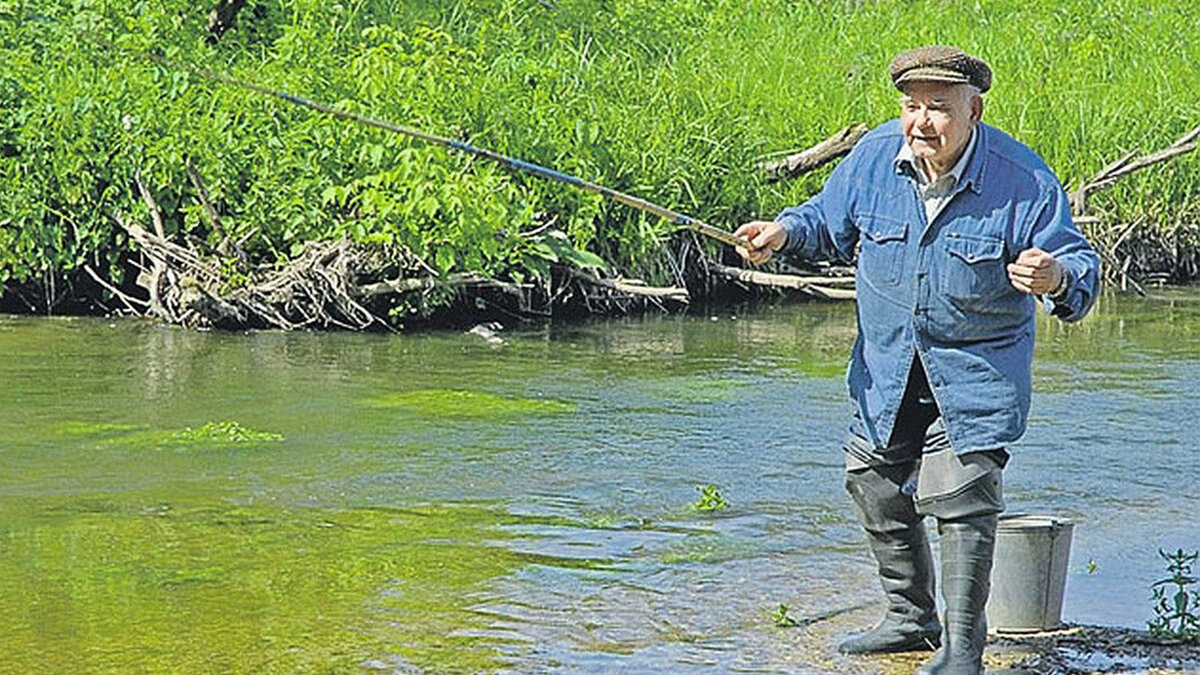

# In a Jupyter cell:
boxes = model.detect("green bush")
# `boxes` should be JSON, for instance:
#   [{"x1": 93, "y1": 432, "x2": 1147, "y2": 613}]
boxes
[{"x1": 2, "y1": 0, "x2": 1198, "y2": 313}]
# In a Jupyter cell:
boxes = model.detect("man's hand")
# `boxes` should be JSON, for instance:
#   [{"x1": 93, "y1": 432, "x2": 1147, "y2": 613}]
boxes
[
  {"x1": 733, "y1": 221, "x2": 788, "y2": 265},
  {"x1": 1007, "y1": 247, "x2": 1065, "y2": 296}
]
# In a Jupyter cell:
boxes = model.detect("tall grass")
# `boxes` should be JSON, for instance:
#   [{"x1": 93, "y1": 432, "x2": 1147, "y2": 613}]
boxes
[{"x1": 1, "y1": 0, "x2": 1197, "y2": 312}]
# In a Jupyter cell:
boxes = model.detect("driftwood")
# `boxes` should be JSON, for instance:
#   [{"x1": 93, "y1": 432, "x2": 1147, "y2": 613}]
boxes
[
  {"x1": 567, "y1": 268, "x2": 690, "y2": 304},
  {"x1": 358, "y1": 273, "x2": 490, "y2": 297},
  {"x1": 123, "y1": 221, "x2": 383, "y2": 330},
  {"x1": 1069, "y1": 122, "x2": 1200, "y2": 293},
  {"x1": 111, "y1": 172, "x2": 692, "y2": 329},
  {"x1": 708, "y1": 262, "x2": 856, "y2": 300},
  {"x1": 758, "y1": 124, "x2": 869, "y2": 182}
]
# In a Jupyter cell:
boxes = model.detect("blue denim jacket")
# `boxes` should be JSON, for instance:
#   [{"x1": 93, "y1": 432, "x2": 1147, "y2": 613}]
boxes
[{"x1": 777, "y1": 119, "x2": 1100, "y2": 454}]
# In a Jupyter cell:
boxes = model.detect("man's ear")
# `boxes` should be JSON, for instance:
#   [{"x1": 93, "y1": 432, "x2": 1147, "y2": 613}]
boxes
[{"x1": 971, "y1": 95, "x2": 984, "y2": 123}]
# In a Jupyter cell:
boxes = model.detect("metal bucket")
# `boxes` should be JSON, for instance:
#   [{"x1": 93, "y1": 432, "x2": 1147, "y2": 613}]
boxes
[{"x1": 986, "y1": 515, "x2": 1074, "y2": 633}]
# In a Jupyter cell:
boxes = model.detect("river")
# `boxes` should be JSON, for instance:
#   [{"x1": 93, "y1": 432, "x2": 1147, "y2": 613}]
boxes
[{"x1": 1, "y1": 290, "x2": 1197, "y2": 674}]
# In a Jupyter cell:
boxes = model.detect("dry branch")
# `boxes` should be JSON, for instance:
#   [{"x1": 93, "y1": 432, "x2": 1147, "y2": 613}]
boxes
[
  {"x1": 1068, "y1": 122, "x2": 1198, "y2": 293},
  {"x1": 759, "y1": 124, "x2": 870, "y2": 182},
  {"x1": 132, "y1": 173, "x2": 169, "y2": 315},
  {"x1": 708, "y1": 262, "x2": 856, "y2": 300},
  {"x1": 82, "y1": 264, "x2": 148, "y2": 315},
  {"x1": 567, "y1": 268, "x2": 690, "y2": 303},
  {"x1": 357, "y1": 273, "x2": 490, "y2": 297},
  {"x1": 1071, "y1": 123, "x2": 1200, "y2": 215},
  {"x1": 185, "y1": 156, "x2": 237, "y2": 258}
]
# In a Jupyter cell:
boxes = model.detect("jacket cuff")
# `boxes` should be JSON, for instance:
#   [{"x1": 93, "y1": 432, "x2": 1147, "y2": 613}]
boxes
[
  {"x1": 1042, "y1": 266, "x2": 1078, "y2": 319},
  {"x1": 775, "y1": 211, "x2": 803, "y2": 254}
]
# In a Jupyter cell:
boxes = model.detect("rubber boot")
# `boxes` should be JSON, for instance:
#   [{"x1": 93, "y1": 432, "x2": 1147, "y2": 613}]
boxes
[
  {"x1": 840, "y1": 466, "x2": 941, "y2": 654},
  {"x1": 915, "y1": 513, "x2": 997, "y2": 675}
]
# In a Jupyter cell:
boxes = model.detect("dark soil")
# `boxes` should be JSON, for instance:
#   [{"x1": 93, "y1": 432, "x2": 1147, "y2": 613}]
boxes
[{"x1": 986, "y1": 624, "x2": 1200, "y2": 674}]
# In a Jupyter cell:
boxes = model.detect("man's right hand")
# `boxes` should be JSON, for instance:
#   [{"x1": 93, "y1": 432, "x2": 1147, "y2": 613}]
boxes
[{"x1": 733, "y1": 221, "x2": 788, "y2": 265}]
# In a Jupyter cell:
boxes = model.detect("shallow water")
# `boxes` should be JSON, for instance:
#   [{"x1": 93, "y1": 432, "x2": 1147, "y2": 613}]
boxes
[{"x1": 0, "y1": 290, "x2": 1197, "y2": 674}]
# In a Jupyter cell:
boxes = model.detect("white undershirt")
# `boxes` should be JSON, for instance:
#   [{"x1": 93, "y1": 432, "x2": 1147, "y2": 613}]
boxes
[{"x1": 896, "y1": 126, "x2": 978, "y2": 225}]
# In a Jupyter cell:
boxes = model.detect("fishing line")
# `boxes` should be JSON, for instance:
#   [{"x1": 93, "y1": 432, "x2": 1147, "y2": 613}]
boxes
[{"x1": 135, "y1": 48, "x2": 751, "y2": 250}]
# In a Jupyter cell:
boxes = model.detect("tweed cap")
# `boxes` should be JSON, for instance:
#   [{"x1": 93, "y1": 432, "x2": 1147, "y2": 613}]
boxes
[{"x1": 889, "y1": 46, "x2": 992, "y2": 93}]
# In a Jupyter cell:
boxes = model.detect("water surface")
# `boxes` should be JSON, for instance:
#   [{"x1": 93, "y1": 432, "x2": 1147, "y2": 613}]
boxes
[{"x1": 1, "y1": 290, "x2": 1197, "y2": 673}]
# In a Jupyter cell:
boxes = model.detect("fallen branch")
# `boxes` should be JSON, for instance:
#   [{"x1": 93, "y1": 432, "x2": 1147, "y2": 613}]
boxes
[
  {"x1": 758, "y1": 124, "x2": 870, "y2": 182},
  {"x1": 356, "y1": 273, "x2": 493, "y2": 297},
  {"x1": 1071, "y1": 123, "x2": 1200, "y2": 215},
  {"x1": 567, "y1": 268, "x2": 690, "y2": 303},
  {"x1": 133, "y1": 171, "x2": 169, "y2": 315},
  {"x1": 1065, "y1": 123, "x2": 1198, "y2": 293},
  {"x1": 708, "y1": 262, "x2": 856, "y2": 300},
  {"x1": 82, "y1": 263, "x2": 148, "y2": 315}
]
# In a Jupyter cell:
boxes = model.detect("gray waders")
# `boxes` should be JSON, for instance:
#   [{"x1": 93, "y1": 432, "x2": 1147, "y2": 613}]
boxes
[
  {"x1": 842, "y1": 462, "x2": 942, "y2": 654},
  {"x1": 841, "y1": 357, "x2": 1006, "y2": 675}
]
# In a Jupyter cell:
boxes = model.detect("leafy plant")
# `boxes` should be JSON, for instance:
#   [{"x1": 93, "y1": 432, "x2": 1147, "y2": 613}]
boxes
[
  {"x1": 772, "y1": 603, "x2": 799, "y2": 627},
  {"x1": 1148, "y1": 548, "x2": 1200, "y2": 642},
  {"x1": 691, "y1": 484, "x2": 728, "y2": 511}
]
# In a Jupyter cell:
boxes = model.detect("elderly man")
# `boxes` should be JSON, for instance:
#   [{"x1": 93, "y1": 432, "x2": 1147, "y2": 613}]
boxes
[{"x1": 735, "y1": 46, "x2": 1100, "y2": 674}]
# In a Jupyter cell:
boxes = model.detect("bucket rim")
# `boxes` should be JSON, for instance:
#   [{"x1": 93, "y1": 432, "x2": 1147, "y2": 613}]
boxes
[{"x1": 997, "y1": 514, "x2": 1074, "y2": 530}]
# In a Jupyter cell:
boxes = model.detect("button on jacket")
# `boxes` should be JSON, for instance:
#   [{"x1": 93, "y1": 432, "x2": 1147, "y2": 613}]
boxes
[{"x1": 776, "y1": 119, "x2": 1100, "y2": 455}]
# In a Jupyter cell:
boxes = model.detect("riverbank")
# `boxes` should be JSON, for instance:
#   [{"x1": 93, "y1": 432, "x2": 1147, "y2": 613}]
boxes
[
  {"x1": 806, "y1": 607, "x2": 1200, "y2": 674},
  {"x1": 987, "y1": 624, "x2": 1200, "y2": 674},
  {"x1": 2, "y1": 1, "x2": 1198, "y2": 325}
]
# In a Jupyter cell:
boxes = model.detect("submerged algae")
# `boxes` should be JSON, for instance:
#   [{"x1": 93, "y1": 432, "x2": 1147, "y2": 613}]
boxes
[
  {"x1": 0, "y1": 499, "x2": 531, "y2": 674},
  {"x1": 363, "y1": 389, "x2": 575, "y2": 418},
  {"x1": 57, "y1": 420, "x2": 285, "y2": 450}
]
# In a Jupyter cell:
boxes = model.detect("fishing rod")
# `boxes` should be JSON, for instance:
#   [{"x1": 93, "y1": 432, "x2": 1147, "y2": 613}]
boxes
[{"x1": 141, "y1": 50, "x2": 750, "y2": 250}]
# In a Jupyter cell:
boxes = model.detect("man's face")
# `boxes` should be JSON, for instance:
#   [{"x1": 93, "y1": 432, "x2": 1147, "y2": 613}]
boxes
[{"x1": 899, "y1": 81, "x2": 982, "y2": 171}]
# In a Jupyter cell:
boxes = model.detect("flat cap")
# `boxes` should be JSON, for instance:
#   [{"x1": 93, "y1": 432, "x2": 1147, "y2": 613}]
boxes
[{"x1": 889, "y1": 45, "x2": 992, "y2": 93}]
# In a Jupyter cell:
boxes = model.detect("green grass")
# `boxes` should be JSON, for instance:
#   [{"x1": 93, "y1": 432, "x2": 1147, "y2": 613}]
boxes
[{"x1": 2, "y1": 0, "x2": 1197, "y2": 312}]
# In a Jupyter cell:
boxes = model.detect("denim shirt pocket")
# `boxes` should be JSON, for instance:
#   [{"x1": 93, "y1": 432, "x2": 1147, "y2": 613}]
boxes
[
  {"x1": 941, "y1": 232, "x2": 1008, "y2": 304},
  {"x1": 856, "y1": 214, "x2": 908, "y2": 287}
]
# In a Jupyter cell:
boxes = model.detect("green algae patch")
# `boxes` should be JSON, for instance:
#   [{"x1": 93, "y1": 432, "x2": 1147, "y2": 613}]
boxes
[
  {"x1": 0, "y1": 499, "x2": 528, "y2": 674},
  {"x1": 80, "y1": 421, "x2": 285, "y2": 450},
  {"x1": 54, "y1": 421, "x2": 147, "y2": 437},
  {"x1": 642, "y1": 376, "x2": 745, "y2": 405},
  {"x1": 363, "y1": 389, "x2": 575, "y2": 419},
  {"x1": 172, "y1": 421, "x2": 285, "y2": 444}
]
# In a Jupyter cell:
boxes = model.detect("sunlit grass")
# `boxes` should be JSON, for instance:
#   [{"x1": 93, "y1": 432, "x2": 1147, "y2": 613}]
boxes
[{"x1": 3, "y1": 0, "x2": 1196, "y2": 296}]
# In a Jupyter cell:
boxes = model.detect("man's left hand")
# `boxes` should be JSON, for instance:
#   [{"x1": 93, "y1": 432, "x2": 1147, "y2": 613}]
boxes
[{"x1": 1007, "y1": 248, "x2": 1065, "y2": 296}]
